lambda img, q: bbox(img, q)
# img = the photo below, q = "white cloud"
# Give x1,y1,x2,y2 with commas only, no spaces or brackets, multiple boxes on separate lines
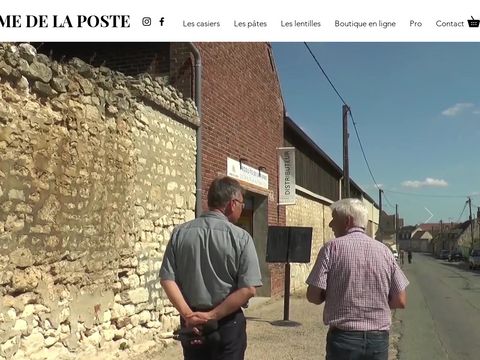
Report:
401,178,448,188
441,103,474,117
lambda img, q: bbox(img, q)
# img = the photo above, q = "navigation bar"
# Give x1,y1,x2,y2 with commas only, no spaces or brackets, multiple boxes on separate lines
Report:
1,6,479,41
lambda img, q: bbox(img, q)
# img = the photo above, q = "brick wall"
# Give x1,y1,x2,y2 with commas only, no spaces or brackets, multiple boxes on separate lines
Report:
169,44,194,100
171,42,286,295
195,43,284,221
35,43,171,79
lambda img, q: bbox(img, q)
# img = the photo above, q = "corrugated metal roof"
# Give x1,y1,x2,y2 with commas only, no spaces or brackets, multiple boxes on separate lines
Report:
284,115,378,207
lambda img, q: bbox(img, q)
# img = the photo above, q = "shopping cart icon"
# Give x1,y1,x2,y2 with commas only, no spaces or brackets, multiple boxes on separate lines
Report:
468,16,479,27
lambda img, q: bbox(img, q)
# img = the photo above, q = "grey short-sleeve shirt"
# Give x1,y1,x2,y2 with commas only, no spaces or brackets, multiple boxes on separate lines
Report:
160,211,262,309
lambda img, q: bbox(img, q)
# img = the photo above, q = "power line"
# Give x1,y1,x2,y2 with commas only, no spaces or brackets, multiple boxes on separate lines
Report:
303,42,480,224
383,194,395,210
383,189,479,199
349,110,388,205
303,43,349,106
304,42,385,206
456,201,468,223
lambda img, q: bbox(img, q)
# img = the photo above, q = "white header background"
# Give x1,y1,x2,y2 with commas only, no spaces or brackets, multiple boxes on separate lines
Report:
1,0,480,41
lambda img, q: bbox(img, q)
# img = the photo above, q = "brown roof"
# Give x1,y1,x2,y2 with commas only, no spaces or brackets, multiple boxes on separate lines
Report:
417,222,458,233
412,230,426,239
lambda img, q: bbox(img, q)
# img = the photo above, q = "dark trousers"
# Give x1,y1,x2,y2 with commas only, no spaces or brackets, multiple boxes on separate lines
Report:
326,327,389,360
182,309,247,360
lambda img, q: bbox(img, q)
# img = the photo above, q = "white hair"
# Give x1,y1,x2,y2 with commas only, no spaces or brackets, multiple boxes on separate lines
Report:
331,198,368,228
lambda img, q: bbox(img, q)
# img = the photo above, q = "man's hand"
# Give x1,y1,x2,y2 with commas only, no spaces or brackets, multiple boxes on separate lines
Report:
184,312,210,328
389,290,407,309
306,285,326,305
160,279,194,320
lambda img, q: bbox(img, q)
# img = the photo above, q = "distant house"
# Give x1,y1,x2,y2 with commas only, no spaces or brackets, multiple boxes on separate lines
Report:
418,222,450,234
410,230,433,252
425,222,476,256
398,225,416,251
398,225,434,252
451,220,480,257
377,210,403,247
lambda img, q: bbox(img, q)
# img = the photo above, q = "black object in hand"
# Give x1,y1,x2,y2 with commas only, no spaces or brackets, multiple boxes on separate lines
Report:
174,320,220,347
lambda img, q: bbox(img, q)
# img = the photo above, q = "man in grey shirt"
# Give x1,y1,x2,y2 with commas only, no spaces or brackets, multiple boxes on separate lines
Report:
160,176,262,360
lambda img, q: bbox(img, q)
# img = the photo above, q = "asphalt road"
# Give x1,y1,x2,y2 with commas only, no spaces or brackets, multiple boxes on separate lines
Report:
397,253,480,360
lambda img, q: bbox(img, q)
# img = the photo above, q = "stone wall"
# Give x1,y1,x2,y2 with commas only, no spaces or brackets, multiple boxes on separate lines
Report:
363,198,379,238
285,191,334,293
0,43,198,359
458,221,480,256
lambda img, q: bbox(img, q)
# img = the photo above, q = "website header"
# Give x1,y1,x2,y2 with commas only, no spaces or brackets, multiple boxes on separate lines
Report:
1,1,480,41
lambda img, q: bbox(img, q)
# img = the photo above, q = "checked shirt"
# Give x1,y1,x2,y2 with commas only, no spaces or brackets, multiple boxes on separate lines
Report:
306,227,409,331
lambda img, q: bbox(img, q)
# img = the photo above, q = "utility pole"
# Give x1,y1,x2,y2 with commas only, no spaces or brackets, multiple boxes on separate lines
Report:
477,207,480,248
468,197,474,251
395,204,399,250
378,189,383,242
440,219,444,250
379,189,383,214
342,105,350,198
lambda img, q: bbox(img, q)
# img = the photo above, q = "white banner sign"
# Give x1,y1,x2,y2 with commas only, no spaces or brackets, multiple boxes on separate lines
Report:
278,147,296,205
227,157,269,190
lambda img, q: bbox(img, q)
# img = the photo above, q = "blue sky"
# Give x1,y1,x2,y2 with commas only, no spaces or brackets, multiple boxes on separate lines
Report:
272,43,480,226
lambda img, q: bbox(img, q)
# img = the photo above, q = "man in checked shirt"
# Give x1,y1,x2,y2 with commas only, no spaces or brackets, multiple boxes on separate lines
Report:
306,198,409,360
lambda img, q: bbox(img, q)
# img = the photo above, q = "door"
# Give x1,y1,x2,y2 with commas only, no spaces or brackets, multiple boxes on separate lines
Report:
236,197,253,236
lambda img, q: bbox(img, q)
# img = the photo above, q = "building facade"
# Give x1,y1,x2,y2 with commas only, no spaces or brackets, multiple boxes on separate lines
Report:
169,43,286,296
283,116,380,292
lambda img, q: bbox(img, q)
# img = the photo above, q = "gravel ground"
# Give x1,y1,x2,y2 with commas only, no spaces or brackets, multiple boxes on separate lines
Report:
131,290,402,360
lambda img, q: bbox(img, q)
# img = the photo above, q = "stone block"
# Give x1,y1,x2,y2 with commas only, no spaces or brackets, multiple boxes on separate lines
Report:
44,335,58,348
130,315,139,327
121,288,149,305
5,214,24,232
11,269,39,293
110,303,126,320
138,311,151,324
21,304,35,318
102,310,112,324
18,44,37,62
13,319,29,336
146,321,162,329
175,194,184,208
0,336,19,358
6,308,16,321
136,261,149,276
113,328,126,341
102,328,115,342
19,332,44,357
113,317,131,329
9,248,34,268
124,304,136,316
0,271,13,285
8,189,25,201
